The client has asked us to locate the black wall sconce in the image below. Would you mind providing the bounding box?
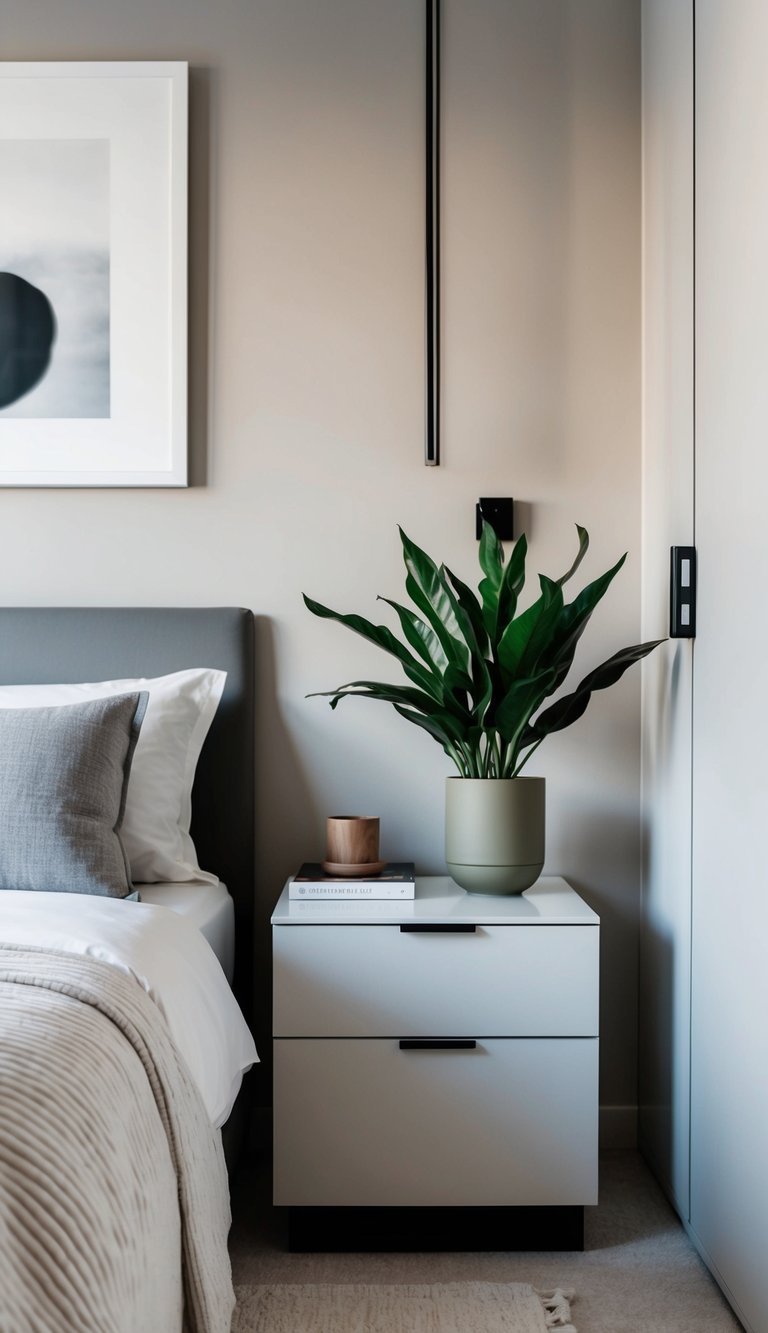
[425,0,440,466]
[476,498,515,541]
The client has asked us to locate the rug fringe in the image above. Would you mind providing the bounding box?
[536,1287,576,1331]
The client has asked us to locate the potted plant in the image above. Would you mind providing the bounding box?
[304,523,663,895]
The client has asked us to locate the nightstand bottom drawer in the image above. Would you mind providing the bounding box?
[274,1037,598,1207]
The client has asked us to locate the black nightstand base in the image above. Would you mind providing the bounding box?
[285,1204,584,1253]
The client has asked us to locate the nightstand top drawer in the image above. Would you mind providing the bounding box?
[271,875,599,926]
[274,920,599,1037]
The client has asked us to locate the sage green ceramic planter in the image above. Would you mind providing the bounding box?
[445,776,545,895]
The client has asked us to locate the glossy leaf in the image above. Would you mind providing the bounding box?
[497,532,528,634]
[398,528,471,674]
[443,565,489,657]
[517,576,565,678]
[437,566,493,717]
[492,667,558,745]
[392,706,475,774]
[497,576,559,679]
[541,553,629,694]
[526,640,665,741]
[377,597,448,675]
[478,521,505,638]
[302,595,443,701]
[310,678,471,740]
[556,525,589,587]
[556,554,627,656]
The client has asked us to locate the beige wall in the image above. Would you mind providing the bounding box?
[3,0,642,1119]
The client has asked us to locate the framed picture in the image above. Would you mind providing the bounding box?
[0,62,188,487]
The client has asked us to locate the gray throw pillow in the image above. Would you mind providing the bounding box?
[0,692,147,898]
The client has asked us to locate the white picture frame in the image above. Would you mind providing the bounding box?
[0,61,188,487]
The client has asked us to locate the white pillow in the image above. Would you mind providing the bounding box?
[0,669,226,884]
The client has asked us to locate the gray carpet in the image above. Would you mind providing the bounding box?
[229,1150,743,1332]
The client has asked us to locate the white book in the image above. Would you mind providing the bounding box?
[289,862,416,900]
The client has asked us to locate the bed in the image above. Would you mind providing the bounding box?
[0,608,256,1333]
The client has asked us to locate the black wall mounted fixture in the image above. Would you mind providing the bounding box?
[476,498,515,541]
[425,0,440,465]
[670,546,696,637]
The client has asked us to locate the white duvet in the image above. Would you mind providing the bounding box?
[0,891,258,1127]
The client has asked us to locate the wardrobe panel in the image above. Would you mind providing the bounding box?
[692,3,768,1327]
[639,0,694,1220]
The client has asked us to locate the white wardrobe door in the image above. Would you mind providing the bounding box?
[693,3,768,1328]
[639,0,695,1222]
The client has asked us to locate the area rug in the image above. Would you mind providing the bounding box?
[231,1282,576,1332]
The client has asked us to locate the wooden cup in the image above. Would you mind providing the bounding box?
[325,815,380,867]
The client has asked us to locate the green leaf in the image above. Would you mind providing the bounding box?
[527,551,627,691]
[542,553,629,692]
[527,640,665,741]
[302,593,442,701]
[497,600,545,679]
[442,566,494,722]
[303,594,413,665]
[391,704,456,747]
[497,533,528,634]
[517,575,565,677]
[308,678,472,739]
[497,576,562,679]
[437,565,494,720]
[444,663,470,706]
[443,566,489,657]
[556,525,590,587]
[477,520,505,639]
[398,529,471,673]
[377,597,449,675]
[492,667,558,746]
[468,661,494,727]
[559,553,627,647]
[392,705,470,774]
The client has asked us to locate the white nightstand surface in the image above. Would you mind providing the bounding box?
[272,874,598,927]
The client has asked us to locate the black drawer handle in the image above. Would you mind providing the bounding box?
[399,924,476,933]
[399,1039,477,1050]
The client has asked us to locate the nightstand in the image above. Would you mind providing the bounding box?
[272,875,599,1250]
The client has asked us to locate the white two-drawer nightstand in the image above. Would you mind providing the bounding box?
[271,875,599,1250]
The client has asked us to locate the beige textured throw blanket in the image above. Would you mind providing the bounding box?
[0,944,235,1333]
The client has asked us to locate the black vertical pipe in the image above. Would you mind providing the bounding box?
[425,0,440,465]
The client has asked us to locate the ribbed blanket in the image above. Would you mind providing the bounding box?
[0,944,235,1333]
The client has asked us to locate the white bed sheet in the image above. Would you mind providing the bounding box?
[0,891,258,1128]
[137,880,235,983]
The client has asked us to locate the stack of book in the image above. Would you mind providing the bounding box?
[289,862,415,899]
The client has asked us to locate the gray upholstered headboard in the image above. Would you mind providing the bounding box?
[0,607,255,1020]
